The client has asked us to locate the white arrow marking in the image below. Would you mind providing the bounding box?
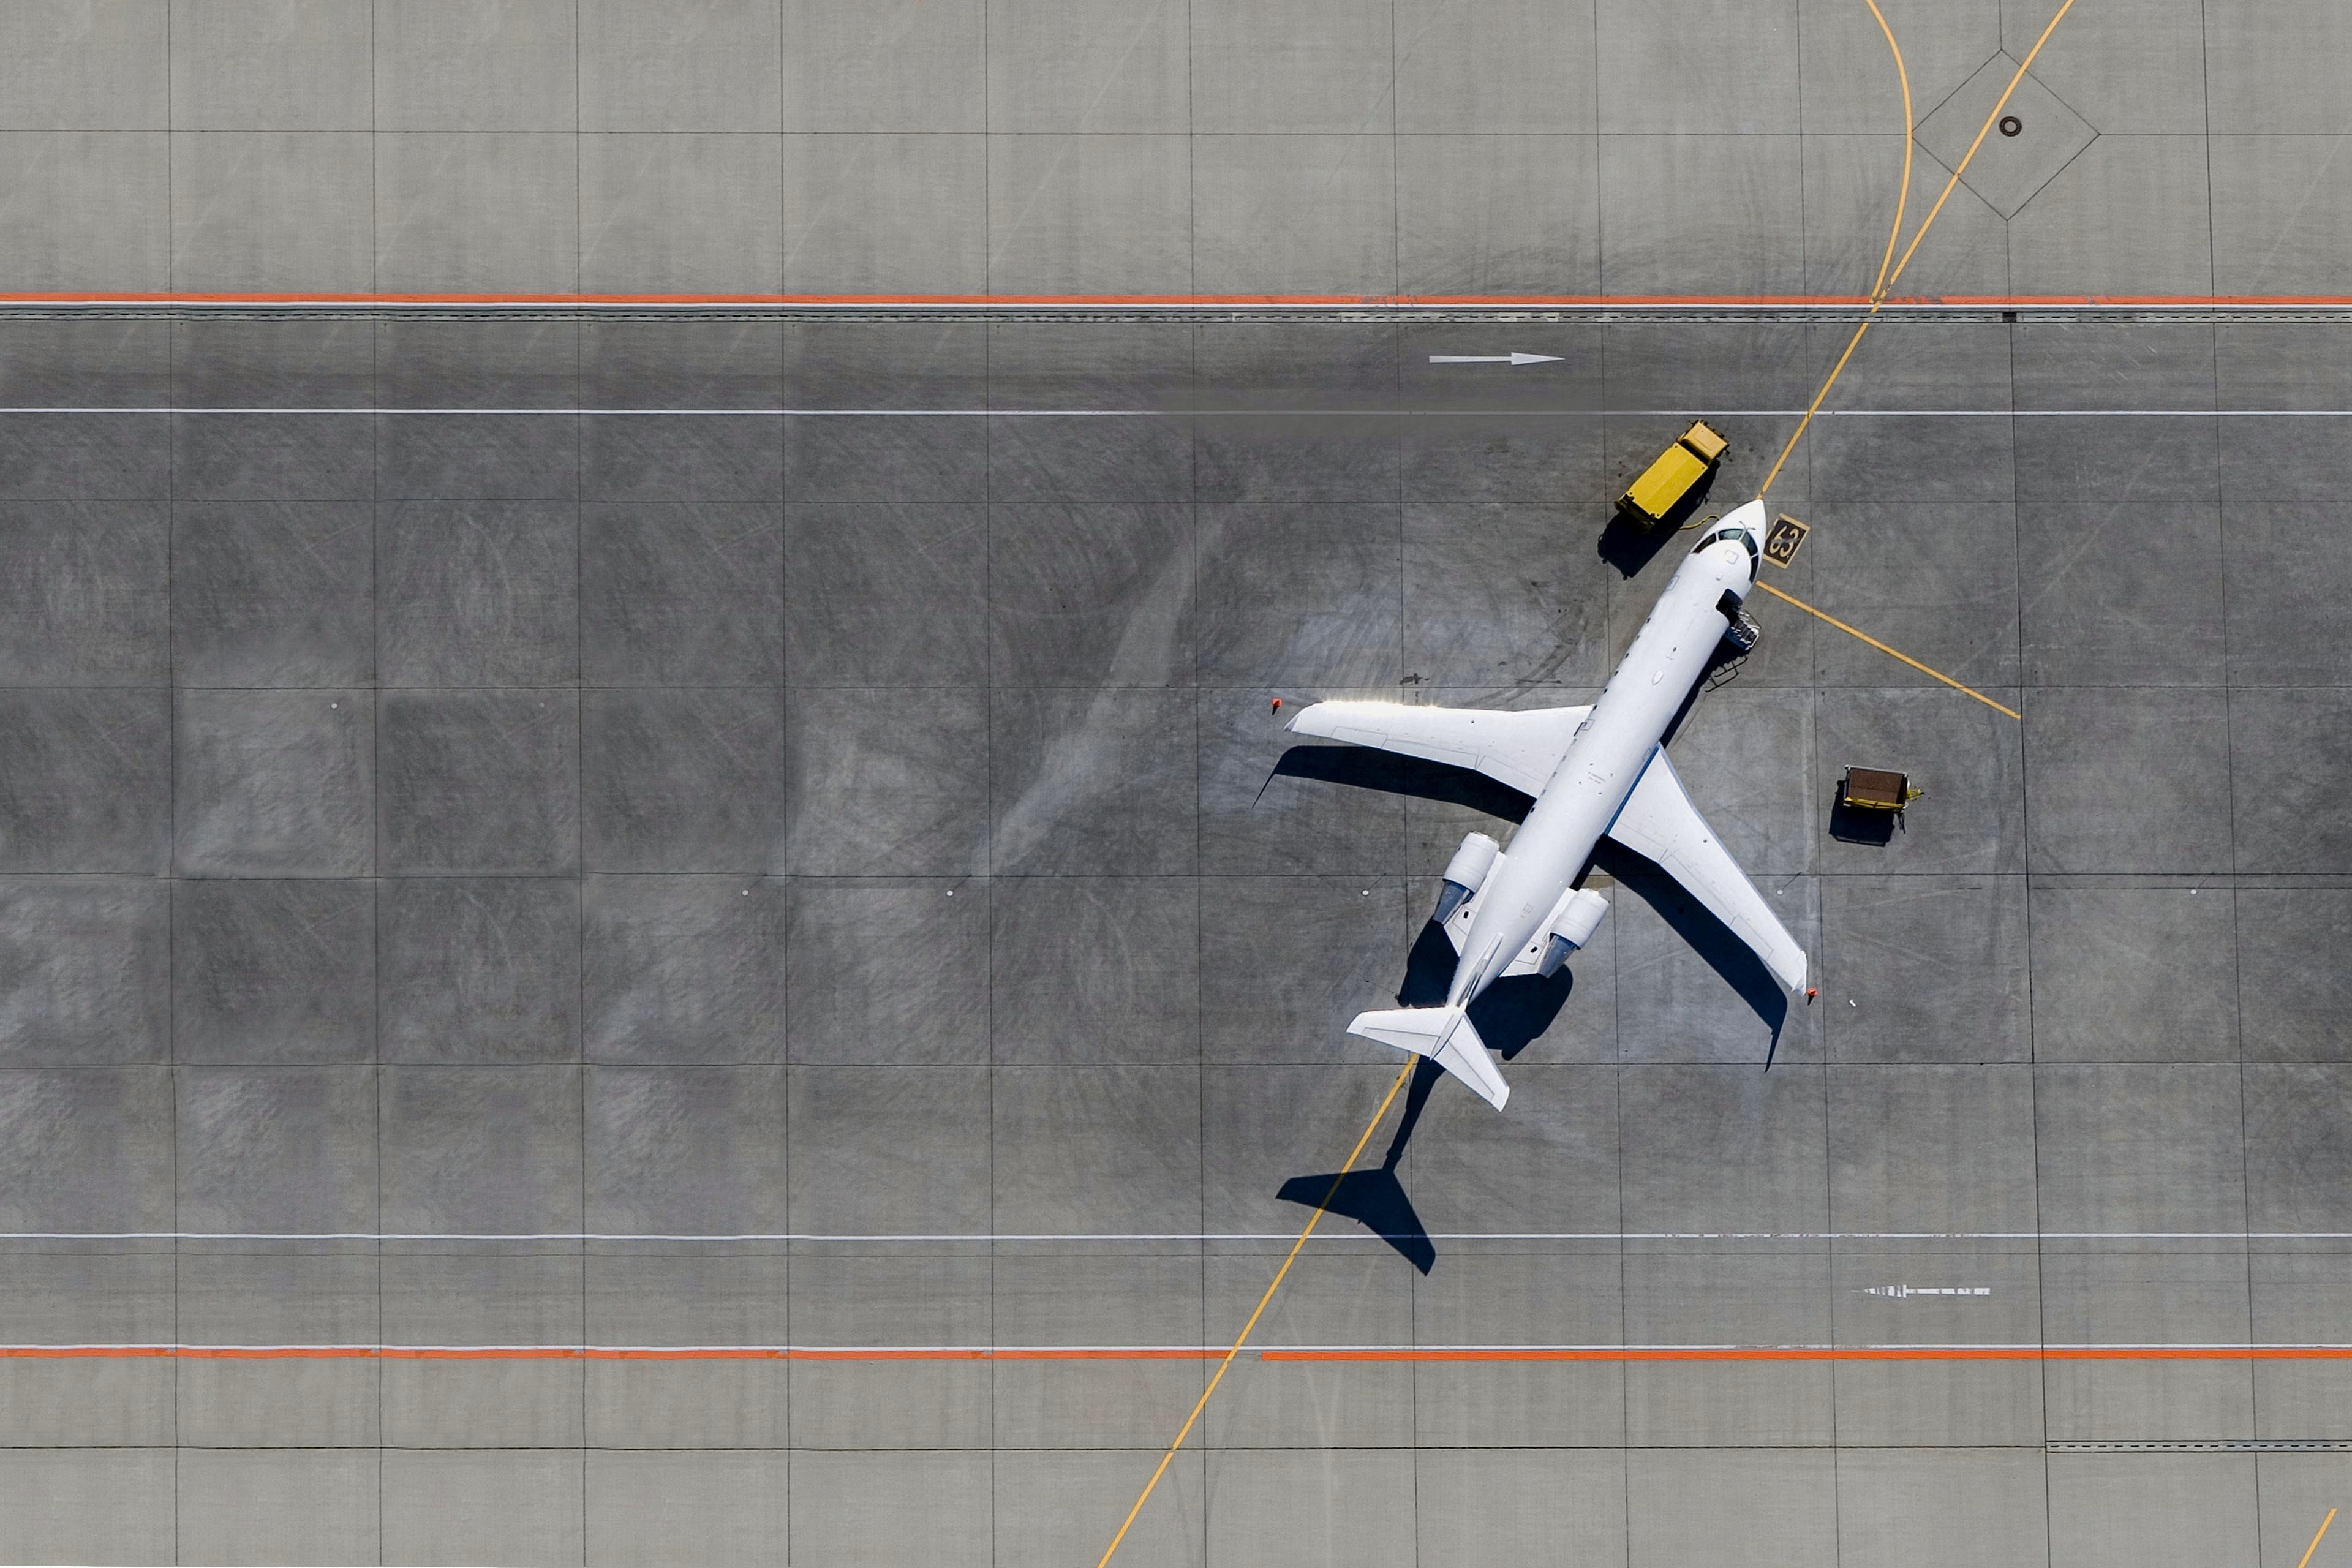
[1428,352,1565,366]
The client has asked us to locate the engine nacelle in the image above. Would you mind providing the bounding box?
[1433,831,1501,925]
[1536,888,1610,978]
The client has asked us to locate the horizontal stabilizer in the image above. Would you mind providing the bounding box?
[1348,1006,1510,1110]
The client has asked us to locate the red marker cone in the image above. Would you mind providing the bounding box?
[1270,698,1282,714]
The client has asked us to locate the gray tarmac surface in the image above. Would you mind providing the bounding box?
[1,0,2348,301]
[1,314,2349,1568]
[6,0,2352,1563]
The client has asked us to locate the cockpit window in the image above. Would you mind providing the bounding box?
[1695,526,1760,570]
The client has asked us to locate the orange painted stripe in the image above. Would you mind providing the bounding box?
[987,1349,1221,1360]
[12,1344,2352,1363]
[0,1346,1215,1362]
[1265,1347,2352,1363]
[4,291,2352,308]
[378,1348,584,1360]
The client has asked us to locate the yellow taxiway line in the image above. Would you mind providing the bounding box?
[2300,1509,2339,1568]
[1095,1060,1417,1568]
[1101,2,2070,1556]
[1752,581,2022,719]
[1760,0,2084,500]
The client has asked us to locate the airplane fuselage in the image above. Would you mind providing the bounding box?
[1446,505,1763,1007]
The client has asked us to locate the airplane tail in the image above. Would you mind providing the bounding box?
[1347,1006,1510,1110]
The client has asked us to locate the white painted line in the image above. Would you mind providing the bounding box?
[1427,352,1566,365]
[10,1230,2346,1243]
[10,1341,2352,1355]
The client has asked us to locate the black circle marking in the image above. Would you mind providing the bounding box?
[1999,115,2023,137]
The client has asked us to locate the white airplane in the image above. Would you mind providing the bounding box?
[1284,497,1807,1110]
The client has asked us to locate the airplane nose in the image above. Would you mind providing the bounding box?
[1694,498,1767,582]
[1720,497,1769,532]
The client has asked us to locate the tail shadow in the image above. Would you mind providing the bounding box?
[1277,1055,1444,1276]
[1276,1162,1438,1275]
[1278,916,1580,1275]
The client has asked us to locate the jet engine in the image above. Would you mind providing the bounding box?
[1535,888,1610,978]
[1433,832,1501,925]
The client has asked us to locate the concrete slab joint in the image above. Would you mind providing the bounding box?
[0,0,2343,1561]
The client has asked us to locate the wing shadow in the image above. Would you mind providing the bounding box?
[1270,741,1790,1273]
[1591,840,1792,1062]
[1272,750,1789,1054]
[1270,745,1533,823]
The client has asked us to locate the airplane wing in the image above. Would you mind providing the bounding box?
[1605,747,1807,992]
[1284,700,1591,798]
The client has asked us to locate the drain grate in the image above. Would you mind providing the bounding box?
[2049,1440,2352,1453]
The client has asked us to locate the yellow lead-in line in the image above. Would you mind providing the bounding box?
[1858,0,1914,303]
[1758,0,2083,501]
[1100,4,2026,1560]
[1883,0,2085,296]
[1094,1060,1417,1568]
[1751,581,2022,720]
[1750,0,2076,717]
[2299,1509,2338,1568]
[1752,0,1913,501]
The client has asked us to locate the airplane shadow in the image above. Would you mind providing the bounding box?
[1268,721,1795,1272]
[1277,1154,1438,1275]
[1590,840,1793,1061]
[1278,918,1580,1276]
[1269,744,1533,823]
[1271,740,1791,1055]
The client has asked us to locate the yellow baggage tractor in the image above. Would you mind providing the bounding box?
[1616,420,1729,527]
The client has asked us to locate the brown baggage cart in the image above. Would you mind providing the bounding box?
[1839,766,1924,816]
